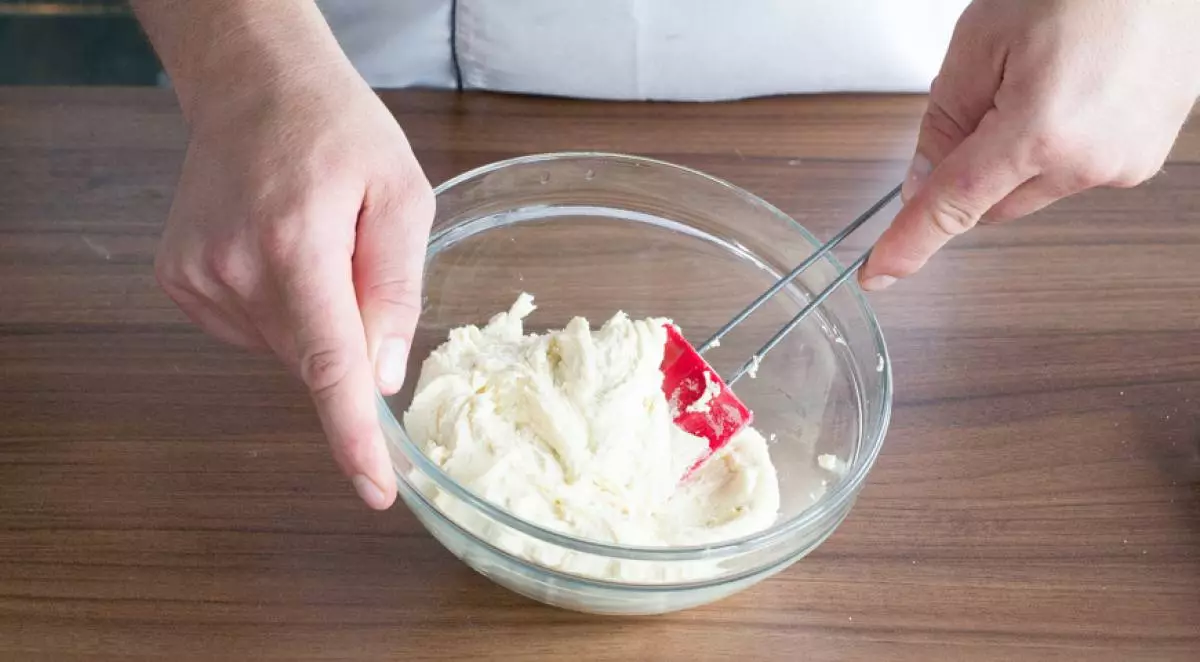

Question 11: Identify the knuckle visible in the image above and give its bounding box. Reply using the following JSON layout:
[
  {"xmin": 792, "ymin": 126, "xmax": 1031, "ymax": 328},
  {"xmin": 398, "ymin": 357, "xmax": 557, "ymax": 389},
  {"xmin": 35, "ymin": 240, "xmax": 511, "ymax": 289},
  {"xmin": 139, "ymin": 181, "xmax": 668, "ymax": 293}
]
[
  {"xmin": 406, "ymin": 182, "xmax": 436, "ymax": 223},
  {"xmin": 1060, "ymin": 144, "xmax": 1122, "ymax": 189},
  {"xmin": 257, "ymin": 217, "xmax": 307, "ymax": 266},
  {"xmin": 1023, "ymin": 110, "xmax": 1094, "ymax": 171},
  {"xmin": 299, "ymin": 342, "xmax": 354, "ymax": 402},
  {"xmin": 1111, "ymin": 163, "xmax": 1158, "ymax": 189},
  {"xmin": 371, "ymin": 176, "xmax": 436, "ymax": 230},
  {"xmin": 1026, "ymin": 119, "xmax": 1126, "ymax": 189},
  {"xmin": 365, "ymin": 275, "xmax": 421, "ymax": 312},
  {"xmin": 920, "ymin": 99, "xmax": 971, "ymax": 149},
  {"xmin": 1109, "ymin": 174, "xmax": 1143, "ymax": 190},
  {"xmin": 1070, "ymin": 161, "xmax": 1118, "ymax": 189},
  {"xmin": 153, "ymin": 252, "xmax": 182, "ymax": 292},
  {"xmin": 153, "ymin": 251, "xmax": 202, "ymax": 304},
  {"xmin": 1027, "ymin": 125, "xmax": 1075, "ymax": 170},
  {"xmin": 927, "ymin": 196, "xmax": 979, "ymax": 238},
  {"xmin": 201, "ymin": 242, "xmax": 244, "ymax": 286}
]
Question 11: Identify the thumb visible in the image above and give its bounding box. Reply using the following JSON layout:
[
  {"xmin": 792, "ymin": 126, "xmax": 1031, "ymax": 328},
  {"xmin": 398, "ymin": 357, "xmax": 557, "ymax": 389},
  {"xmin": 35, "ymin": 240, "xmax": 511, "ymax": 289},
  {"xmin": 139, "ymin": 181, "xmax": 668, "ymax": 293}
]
[
  {"xmin": 275, "ymin": 247, "xmax": 398, "ymax": 510},
  {"xmin": 355, "ymin": 177, "xmax": 436, "ymax": 396},
  {"xmin": 861, "ymin": 113, "xmax": 1035, "ymax": 289}
]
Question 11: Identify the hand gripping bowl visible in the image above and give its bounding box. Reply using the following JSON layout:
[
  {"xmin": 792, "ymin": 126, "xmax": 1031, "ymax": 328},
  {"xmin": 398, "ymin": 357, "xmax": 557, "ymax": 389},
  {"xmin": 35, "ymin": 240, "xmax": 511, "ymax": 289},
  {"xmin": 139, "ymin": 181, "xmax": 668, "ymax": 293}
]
[{"xmin": 378, "ymin": 153, "xmax": 892, "ymax": 615}]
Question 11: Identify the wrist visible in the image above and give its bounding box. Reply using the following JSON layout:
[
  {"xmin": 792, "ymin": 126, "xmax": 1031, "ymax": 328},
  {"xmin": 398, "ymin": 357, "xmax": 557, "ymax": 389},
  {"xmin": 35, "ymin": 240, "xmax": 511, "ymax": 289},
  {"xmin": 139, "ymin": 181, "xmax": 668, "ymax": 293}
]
[{"xmin": 133, "ymin": 0, "xmax": 353, "ymax": 129}]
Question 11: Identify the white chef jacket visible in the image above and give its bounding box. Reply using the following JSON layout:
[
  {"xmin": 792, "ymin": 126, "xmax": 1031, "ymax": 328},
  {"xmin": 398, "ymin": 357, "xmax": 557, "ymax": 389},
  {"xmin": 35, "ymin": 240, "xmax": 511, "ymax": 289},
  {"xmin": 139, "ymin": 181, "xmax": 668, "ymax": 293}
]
[{"xmin": 317, "ymin": 0, "xmax": 970, "ymax": 100}]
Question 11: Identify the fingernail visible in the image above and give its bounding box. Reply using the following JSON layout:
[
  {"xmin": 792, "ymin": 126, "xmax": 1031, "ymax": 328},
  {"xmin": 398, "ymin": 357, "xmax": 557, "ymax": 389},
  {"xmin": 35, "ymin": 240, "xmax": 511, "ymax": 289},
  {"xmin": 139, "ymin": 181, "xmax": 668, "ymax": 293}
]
[
  {"xmin": 861, "ymin": 275, "xmax": 898, "ymax": 291},
  {"xmin": 375, "ymin": 336, "xmax": 408, "ymax": 393},
  {"xmin": 901, "ymin": 153, "xmax": 931, "ymax": 203},
  {"xmin": 352, "ymin": 474, "xmax": 389, "ymax": 510}
]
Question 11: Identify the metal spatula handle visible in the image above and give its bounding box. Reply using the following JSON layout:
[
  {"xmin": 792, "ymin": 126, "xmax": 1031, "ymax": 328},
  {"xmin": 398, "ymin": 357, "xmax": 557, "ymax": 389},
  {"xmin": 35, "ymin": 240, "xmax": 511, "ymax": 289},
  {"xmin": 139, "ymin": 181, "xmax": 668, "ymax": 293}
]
[{"xmin": 700, "ymin": 184, "xmax": 902, "ymax": 385}]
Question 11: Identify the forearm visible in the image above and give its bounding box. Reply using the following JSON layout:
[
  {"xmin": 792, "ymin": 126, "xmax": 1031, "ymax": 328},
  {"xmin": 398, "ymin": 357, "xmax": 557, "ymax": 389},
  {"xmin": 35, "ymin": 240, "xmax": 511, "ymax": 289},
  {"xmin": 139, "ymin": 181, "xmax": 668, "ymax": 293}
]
[{"xmin": 130, "ymin": 0, "xmax": 349, "ymax": 126}]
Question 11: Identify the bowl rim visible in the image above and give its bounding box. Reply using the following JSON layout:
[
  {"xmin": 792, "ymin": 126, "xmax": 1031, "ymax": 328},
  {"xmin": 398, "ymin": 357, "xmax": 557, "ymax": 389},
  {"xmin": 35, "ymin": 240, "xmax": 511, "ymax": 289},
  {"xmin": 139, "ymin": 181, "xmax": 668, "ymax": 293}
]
[{"xmin": 378, "ymin": 151, "xmax": 893, "ymax": 563}]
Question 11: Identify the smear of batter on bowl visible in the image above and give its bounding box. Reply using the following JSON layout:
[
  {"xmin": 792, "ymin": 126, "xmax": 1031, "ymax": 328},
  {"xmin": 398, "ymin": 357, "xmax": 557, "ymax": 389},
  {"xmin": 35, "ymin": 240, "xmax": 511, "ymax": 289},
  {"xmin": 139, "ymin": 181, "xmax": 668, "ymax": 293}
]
[
  {"xmin": 817, "ymin": 453, "xmax": 848, "ymax": 476},
  {"xmin": 403, "ymin": 294, "xmax": 782, "ymax": 579}
]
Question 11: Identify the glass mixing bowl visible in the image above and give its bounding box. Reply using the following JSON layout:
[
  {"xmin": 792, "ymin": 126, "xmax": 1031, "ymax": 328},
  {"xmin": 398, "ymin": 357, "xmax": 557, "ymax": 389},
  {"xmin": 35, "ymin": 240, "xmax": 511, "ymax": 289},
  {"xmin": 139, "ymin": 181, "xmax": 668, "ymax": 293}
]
[{"xmin": 378, "ymin": 153, "xmax": 891, "ymax": 615}]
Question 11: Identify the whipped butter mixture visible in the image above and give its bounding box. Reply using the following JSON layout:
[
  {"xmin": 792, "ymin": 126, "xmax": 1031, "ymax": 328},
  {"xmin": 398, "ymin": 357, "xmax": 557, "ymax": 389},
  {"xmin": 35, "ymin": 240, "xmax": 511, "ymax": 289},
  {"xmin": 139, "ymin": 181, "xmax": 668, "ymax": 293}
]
[{"xmin": 403, "ymin": 294, "xmax": 781, "ymax": 579}]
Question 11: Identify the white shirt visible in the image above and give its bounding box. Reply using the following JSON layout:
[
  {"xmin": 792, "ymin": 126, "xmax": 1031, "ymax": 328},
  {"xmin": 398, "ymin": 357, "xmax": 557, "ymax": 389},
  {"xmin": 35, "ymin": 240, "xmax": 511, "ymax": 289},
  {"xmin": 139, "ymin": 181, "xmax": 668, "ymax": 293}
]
[{"xmin": 317, "ymin": 0, "xmax": 969, "ymax": 100}]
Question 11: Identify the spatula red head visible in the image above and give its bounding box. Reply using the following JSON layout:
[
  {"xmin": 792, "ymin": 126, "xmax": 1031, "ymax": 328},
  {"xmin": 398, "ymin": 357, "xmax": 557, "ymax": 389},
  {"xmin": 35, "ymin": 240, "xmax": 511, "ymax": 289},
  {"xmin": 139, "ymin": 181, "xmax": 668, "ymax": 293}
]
[{"xmin": 661, "ymin": 323, "xmax": 752, "ymax": 464}]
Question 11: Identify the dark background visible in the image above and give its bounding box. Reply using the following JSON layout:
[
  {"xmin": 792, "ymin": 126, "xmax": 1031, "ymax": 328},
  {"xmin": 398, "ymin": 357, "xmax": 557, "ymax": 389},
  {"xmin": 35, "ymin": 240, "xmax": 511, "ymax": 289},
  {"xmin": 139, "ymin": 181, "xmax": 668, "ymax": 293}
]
[{"xmin": 0, "ymin": 1, "xmax": 160, "ymax": 85}]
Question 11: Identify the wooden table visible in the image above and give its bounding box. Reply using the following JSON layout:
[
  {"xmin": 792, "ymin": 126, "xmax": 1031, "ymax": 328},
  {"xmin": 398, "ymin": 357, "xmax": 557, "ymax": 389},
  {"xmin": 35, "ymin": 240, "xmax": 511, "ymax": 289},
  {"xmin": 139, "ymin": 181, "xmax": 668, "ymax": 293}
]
[{"xmin": 1, "ymin": 88, "xmax": 1198, "ymax": 661}]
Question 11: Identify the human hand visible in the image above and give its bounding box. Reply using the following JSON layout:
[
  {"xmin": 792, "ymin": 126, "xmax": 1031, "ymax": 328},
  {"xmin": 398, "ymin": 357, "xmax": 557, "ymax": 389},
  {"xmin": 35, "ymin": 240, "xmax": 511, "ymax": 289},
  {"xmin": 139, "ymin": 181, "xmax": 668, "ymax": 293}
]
[
  {"xmin": 155, "ymin": 61, "xmax": 434, "ymax": 509},
  {"xmin": 860, "ymin": 0, "xmax": 1200, "ymax": 290}
]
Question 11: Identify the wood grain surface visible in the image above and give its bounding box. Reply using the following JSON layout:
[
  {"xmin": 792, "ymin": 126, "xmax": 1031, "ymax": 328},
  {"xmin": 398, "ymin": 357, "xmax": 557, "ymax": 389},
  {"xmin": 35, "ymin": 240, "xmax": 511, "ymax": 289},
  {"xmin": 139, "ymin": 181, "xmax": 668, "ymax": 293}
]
[{"xmin": 1, "ymin": 88, "xmax": 1198, "ymax": 661}]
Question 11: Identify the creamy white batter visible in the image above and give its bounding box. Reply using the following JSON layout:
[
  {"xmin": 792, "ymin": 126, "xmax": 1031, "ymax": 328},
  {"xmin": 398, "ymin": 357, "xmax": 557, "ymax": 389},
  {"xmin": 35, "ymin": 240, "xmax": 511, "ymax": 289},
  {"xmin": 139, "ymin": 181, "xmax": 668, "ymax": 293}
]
[{"xmin": 403, "ymin": 294, "xmax": 781, "ymax": 579}]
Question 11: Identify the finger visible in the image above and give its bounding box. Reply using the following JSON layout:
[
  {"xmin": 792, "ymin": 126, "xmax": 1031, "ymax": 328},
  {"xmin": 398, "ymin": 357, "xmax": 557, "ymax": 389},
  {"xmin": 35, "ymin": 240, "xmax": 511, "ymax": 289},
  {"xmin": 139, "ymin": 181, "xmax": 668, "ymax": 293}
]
[
  {"xmin": 982, "ymin": 175, "xmax": 1076, "ymax": 224},
  {"xmin": 861, "ymin": 114, "xmax": 1036, "ymax": 288},
  {"xmin": 275, "ymin": 245, "xmax": 398, "ymax": 510},
  {"xmin": 160, "ymin": 279, "xmax": 269, "ymax": 350},
  {"xmin": 904, "ymin": 3, "xmax": 1008, "ymax": 202},
  {"xmin": 354, "ymin": 174, "xmax": 435, "ymax": 396}
]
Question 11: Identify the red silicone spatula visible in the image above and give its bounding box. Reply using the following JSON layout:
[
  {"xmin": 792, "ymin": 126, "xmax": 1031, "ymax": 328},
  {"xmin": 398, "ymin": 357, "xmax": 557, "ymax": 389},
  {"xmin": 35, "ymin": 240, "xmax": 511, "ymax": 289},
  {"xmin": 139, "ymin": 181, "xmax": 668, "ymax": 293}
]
[
  {"xmin": 660, "ymin": 183, "xmax": 903, "ymax": 467},
  {"xmin": 661, "ymin": 323, "xmax": 752, "ymax": 461}
]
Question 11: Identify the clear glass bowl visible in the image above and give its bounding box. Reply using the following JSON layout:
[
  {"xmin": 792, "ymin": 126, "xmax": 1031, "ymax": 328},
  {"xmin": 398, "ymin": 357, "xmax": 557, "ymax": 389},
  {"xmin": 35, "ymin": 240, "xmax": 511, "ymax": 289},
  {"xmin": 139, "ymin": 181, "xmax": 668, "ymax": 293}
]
[{"xmin": 379, "ymin": 153, "xmax": 891, "ymax": 615}]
